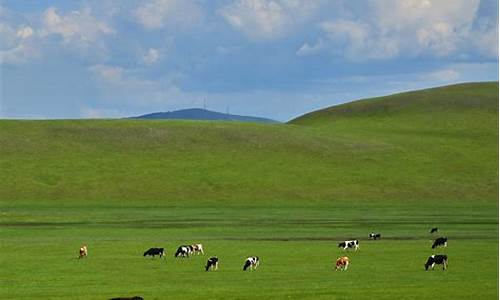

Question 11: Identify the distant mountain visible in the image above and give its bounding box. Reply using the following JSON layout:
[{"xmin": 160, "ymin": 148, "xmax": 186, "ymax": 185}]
[{"xmin": 130, "ymin": 108, "xmax": 279, "ymax": 123}]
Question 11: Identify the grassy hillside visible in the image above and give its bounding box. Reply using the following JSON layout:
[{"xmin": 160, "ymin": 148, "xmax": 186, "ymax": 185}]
[
  {"xmin": 0, "ymin": 82, "xmax": 498, "ymax": 299},
  {"xmin": 1, "ymin": 82, "xmax": 497, "ymax": 205}
]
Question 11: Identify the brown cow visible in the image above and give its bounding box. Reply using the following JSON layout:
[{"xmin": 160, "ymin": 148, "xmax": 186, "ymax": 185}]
[
  {"xmin": 79, "ymin": 245, "xmax": 88, "ymax": 258},
  {"xmin": 191, "ymin": 244, "xmax": 204, "ymax": 255},
  {"xmin": 335, "ymin": 256, "xmax": 349, "ymax": 271}
]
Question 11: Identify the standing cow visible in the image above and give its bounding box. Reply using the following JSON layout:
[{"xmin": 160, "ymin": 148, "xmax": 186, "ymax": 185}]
[
  {"xmin": 432, "ymin": 237, "xmax": 447, "ymax": 249},
  {"xmin": 425, "ymin": 255, "xmax": 448, "ymax": 270},
  {"xmin": 143, "ymin": 248, "xmax": 165, "ymax": 258},
  {"xmin": 79, "ymin": 245, "xmax": 88, "ymax": 259},
  {"xmin": 338, "ymin": 240, "xmax": 359, "ymax": 251},
  {"xmin": 191, "ymin": 244, "xmax": 204, "ymax": 255},
  {"xmin": 205, "ymin": 256, "xmax": 219, "ymax": 271},
  {"xmin": 335, "ymin": 256, "xmax": 350, "ymax": 271},
  {"xmin": 174, "ymin": 245, "xmax": 193, "ymax": 258},
  {"xmin": 369, "ymin": 233, "xmax": 381, "ymax": 240},
  {"xmin": 243, "ymin": 256, "xmax": 260, "ymax": 271}
]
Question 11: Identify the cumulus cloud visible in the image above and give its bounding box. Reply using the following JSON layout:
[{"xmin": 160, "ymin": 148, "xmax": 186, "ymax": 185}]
[
  {"xmin": 298, "ymin": 0, "xmax": 496, "ymax": 60},
  {"xmin": 41, "ymin": 7, "xmax": 114, "ymax": 52},
  {"xmin": 0, "ymin": 8, "xmax": 39, "ymax": 65},
  {"xmin": 134, "ymin": 0, "xmax": 204, "ymax": 30},
  {"xmin": 218, "ymin": 0, "xmax": 322, "ymax": 40}
]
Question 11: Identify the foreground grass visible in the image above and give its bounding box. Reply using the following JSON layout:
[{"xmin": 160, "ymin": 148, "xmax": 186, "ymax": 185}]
[{"xmin": 0, "ymin": 201, "xmax": 497, "ymax": 299}]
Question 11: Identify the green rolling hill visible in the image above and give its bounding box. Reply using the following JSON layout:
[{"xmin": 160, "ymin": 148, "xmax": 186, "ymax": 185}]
[{"xmin": 0, "ymin": 82, "xmax": 497, "ymax": 205}]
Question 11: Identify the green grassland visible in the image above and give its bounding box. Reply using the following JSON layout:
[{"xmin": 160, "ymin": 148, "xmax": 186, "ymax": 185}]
[{"xmin": 0, "ymin": 82, "xmax": 498, "ymax": 299}]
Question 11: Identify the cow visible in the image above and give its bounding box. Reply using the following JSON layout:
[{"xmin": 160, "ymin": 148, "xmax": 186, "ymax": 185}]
[
  {"xmin": 205, "ymin": 256, "xmax": 219, "ymax": 271},
  {"xmin": 425, "ymin": 255, "xmax": 448, "ymax": 270},
  {"xmin": 174, "ymin": 245, "xmax": 193, "ymax": 258},
  {"xmin": 369, "ymin": 233, "xmax": 381, "ymax": 240},
  {"xmin": 243, "ymin": 256, "xmax": 260, "ymax": 271},
  {"xmin": 430, "ymin": 227, "xmax": 439, "ymax": 234},
  {"xmin": 79, "ymin": 245, "xmax": 88, "ymax": 258},
  {"xmin": 109, "ymin": 297, "xmax": 144, "ymax": 300},
  {"xmin": 432, "ymin": 237, "xmax": 447, "ymax": 249},
  {"xmin": 191, "ymin": 244, "xmax": 204, "ymax": 255},
  {"xmin": 338, "ymin": 240, "xmax": 359, "ymax": 251},
  {"xmin": 143, "ymin": 248, "xmax": 165, "ymax": 258},
  {"xmin": 335, "ymin": 256, "xmax": 350, "ymax": 271}
]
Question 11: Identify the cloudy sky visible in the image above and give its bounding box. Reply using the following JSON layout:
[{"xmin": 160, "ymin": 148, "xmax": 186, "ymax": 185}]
[{"xmin": 0, "ymin": 0, "xmax": 498, "ymax": 121}]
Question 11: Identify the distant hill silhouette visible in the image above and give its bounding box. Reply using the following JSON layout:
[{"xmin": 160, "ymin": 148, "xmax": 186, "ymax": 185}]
[{"xmin": 130, "ymin": 108, "xmax": 279, "ymax": 123}]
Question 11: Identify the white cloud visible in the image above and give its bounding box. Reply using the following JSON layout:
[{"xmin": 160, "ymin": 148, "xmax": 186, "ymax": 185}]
[
  {"xmin": 143, "ymin": 48, "xmax": 159, "ymax": 65},
  {"xmin": 16, "ymin": 26, "xmax": 34, "ymax": 39},
  {"xmin": 41, "ymin": 7, "xmax": 114, "ymax": 51},
  {"xmin": 134, "ymin": 0, "xmax": 204, "ymax": 30},
  {"xmin": 299, "ymin": 0, "xmax": 493, "ymax": 60},
  {"xmin": 0, "ymin": 21, "xmax": 39, "ymax": 65},
  {"xmin": 218, "ymin": 0, "xmax": 322, "ymax": 40}
]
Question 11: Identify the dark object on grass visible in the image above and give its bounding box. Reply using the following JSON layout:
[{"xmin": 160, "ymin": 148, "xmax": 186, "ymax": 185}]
[
  {"xmin": 206, "ymin": 256, "xmax": 219, "ymax": 271},
  {"xmin": 143, "ymin": 247, "xmax": 164, "ymax": 258},
  {"xmin": 432, "ymin": 237, "xmax": 447, "ymax": 249},
  {"xmin": 425, "ymin": 255, "xmax": 448, "ymax": 270}
]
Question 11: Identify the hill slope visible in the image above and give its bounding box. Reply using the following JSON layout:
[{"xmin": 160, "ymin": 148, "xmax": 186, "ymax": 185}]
[
  {"xmin": 0, "ymin": 82, "xmax": 497, "ymax": 204},
  {"xmin": 290, "ymin": 82, "xmax": 497, "ymax": 125},
  {"xmin": 130, "ymin": 108, "xmax": 278, "ymax": 123}
]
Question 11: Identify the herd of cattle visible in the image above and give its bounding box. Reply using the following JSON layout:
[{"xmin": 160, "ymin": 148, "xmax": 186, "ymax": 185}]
[{"xmin": 78, "ymin": 228, "xmax": 448, "ymax": 273}]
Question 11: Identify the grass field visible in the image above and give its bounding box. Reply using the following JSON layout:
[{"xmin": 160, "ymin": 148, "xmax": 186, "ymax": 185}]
[{"xmin": 0, "ymin": 82, "xmax": 498, "ymax": 299}]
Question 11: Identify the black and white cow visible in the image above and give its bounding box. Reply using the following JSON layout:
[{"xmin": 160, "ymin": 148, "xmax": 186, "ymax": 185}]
[
  {"xmin": 174, "ymin": 245, "xmax": 193, "ymax": 257},
  {"xmin": 425, "ymin": 255, "xmax": 448, "ymax": 270},
  {"xmin": 243, "ymin": 256, "xmax": 260, "ymax": 271},
  {"xmin": 205, "ymin": 256, "xmax": 219, "ymax": 271},
  {"xmin": 369, "ymin": 233, "xmax": 381, "ymax": 240},
  {"xmin": 430, "ymin": 227, "xmax": 439, "ymax": 234},
  {"xmin": 431, "ymin": 237, "xmax": 447, "ymax": 249},
  {"xmin": 338, "ymin": 240, "xmax": 359, "ymax": 251},
  {"xmin": 143, "ymin": 248, "xmax": 165, "ymax": 258}
]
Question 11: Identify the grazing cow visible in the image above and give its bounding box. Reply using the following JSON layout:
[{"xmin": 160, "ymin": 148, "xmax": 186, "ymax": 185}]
[
  {"xmin": 143, "ymin": 248, "xmax": 165, "ymax": 258},
  {"xmin": 243, "ymin": 256, "xmax": 260, "ymax": 271},
  {"xmin": 191, "ymin": 244, "xmax": 204, "ymax": 255},
  {"xmin": 369, "ymin": 233, "xmax": 381, "ymax": 240},
  {"xmin": 432, "ymin": 237, "xmax": 447, "ymax": 249},
  {"xmin": 335, "ymin": 256, "xmax": 350, "ymax": 271},
  {"xmin": 79, "ymin": 245, "xmax": 88, "ymax": 258},
  {"xmin": 109, "ymin": 297, "xmax": 144, "ymax": 300},
  {"xmin": 430, "ymin": 227, "xmax": 439, "ymax": 234},
  {"xmin": 425, "ymin": 255, "xmax": 448, "ymax": 270},
  {"xmin": 205, "ymin": 256, "xmax": 219, "ymax": 271},
  {"xmin": 174, "ymin": 245, "xmax": 193, "ymax": 258},
  {"xmin": 338, "ymin": 240, "xmax": 359, "ymax": 251}
]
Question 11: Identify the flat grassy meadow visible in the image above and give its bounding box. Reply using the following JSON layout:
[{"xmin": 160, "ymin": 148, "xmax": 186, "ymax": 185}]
[{"xmin": 0, "ymin": 83, "xmax": 498, "ymax": 299}]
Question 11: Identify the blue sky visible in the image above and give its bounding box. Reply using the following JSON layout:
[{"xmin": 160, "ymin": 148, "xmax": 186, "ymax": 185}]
[{"xmin": 0, "ymin": 0, "xmax": 498, "ymax": 121}]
